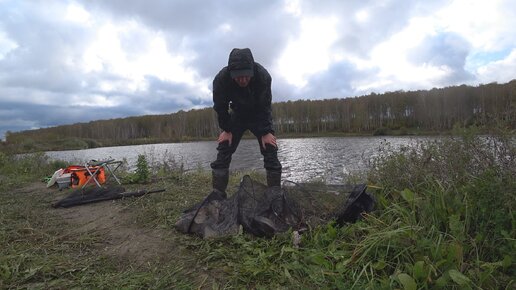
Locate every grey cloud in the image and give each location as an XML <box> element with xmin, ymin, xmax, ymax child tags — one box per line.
<box><xmin>307</xmin><ymin>0</ymin><xmax>450</xmax><ymax>58</ymax></box>
<box><xmin>85</xmin><ymin>0</ymin><xmax>300</xmax><ymax>79</ymax></box>
<box><xmin>84</xmin><ymin>0</ymin><xmax>289</xmax><ymax>35</ymax></box>
<box><xmin>408</xmin><ymin>32</ymin><xmax>475</xmax><ymax>84</ymax></box>
<box><xmin>143</xmin><ymin>76</ymin><xmax>212</xmax><ymax>112</ymax></box>
<box><xmin>301</xmin><ymin>60</ymin><xmax>374</xmax><ymax>99</ymax></box>
<box><xmin>83</xmin><ymin>0</ymin><xmax>220</xmax><ymax>34</ymax></box>
<box><xmin>0</xmin><ymin>0</ymin><xmax>512</xmax><ymax>140</ymax></box>
<box><xmin>0</xmin><ymin>98</ymin><xmax>182</xmax><ymax>140</ymax></box>
<box><xmin>0</xmin><ymin>2</ymin><xmax>94</xmax><ymax>95</ymax></box>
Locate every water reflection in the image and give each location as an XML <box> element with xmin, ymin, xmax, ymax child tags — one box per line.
<box><xmin>46</xmin><ymin>136</ymin><xmax>427</xmax><ymax>183</ymax></box>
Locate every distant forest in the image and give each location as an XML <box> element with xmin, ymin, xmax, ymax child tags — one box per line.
<box><xmin>6</xmin><ymin>80</ymin><xmax>516</xmax><ymax>149</ymax></box>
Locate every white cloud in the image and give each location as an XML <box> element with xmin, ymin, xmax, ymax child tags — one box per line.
<box><xmin>0</xmin><ymin>0</ymin><xmax>515</xmax><ymax>139</ymax></box>
<box><xmin>476</xmin><ymin>48</ymin><xmax>516</xmax><ymax>83</ymax></box>
<box><xmin>284</xmin><ymin>0</ymin><xmax>302</xmax><ymax>16</ymax></box>
<box><xmin>65</xmin><ymin>3</ymin><xmax>91</xmax><ymax>25</ymax></box>
<box><xmin>355</xmin><ymin>16</ymin><xmax>452</xmax><ymax>91</ymax></box>
<box><xmin>73</xmin><ymin>94</ymin><xmax>117</xmax><ymax>107</ymax></box>
<box><xmin>354</xmin><ymin>9</ymin><xmax>370</xmax><ymax>23</ymax></box>
<box><xmin>216</xmin><ymin>23</ymin><xmax>232</xmax><ymax>34</ymax></box>
<box><xmin>276</xmin><ymin>16</ymin><xmax>339</xmax><ymax>88</ymax></box>
<box><xmin>81</xmin><ymin>20</ymin><xmax>203</xmax><ymax>97</ymax></box>
<box><xmin>437</xmin><ymin>0</ymin><xmax>514</xmax><ymax>51</ymax></box>
<box><xmin>0</xmin><ymin>30</ymin><xmax>17</xmax><ymax>60</ymax></box>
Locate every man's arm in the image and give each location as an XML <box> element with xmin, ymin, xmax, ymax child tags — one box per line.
<box><xmin>259</xmin><ymin>86</ymin><xmax>276</xmax><ymax>149</ymax></box>
<box><xmin>213</xmin><ymin>71</ymin><xmax>232</xmax><ymax>133</ymax></box>
<box><xmin>255</xmin><ymin>68</ymin><xmax>274</xmax><ymax>137</ymax></box>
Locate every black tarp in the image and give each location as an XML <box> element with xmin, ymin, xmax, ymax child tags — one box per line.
<box><xmin>53</xmin><ymin>186</ymin><xmax>164</xmax><ymax>208</ymax></box>
<box><xmin>175</xmin><ymin>175</ymin><xmax>375</xmax><ymax>238</ymax></box>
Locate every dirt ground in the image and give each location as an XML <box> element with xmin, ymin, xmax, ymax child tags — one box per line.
<box><xmin>26</xmin><ymin>182</ymin><xmax>178</xmax><ymax>267</ymax></box>
<box><xmin>57</xmin><ymin>200</ymin><xmax>172</xmax><ymax>265</ymax></box>
<box><xmin>3</xmin><ymin>180</ymin><xmax>225</xmax><ymax>288</ymax></box>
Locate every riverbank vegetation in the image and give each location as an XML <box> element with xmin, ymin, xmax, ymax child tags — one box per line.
<box><xmin>3</xmin><ymin>80</ymin><xmax>515</xmax><ymax>153</ymax></box>
<box><xmin>1</xmin><ymin>128</ymin><xmax>514</xmax><ymax>288</ymax></box>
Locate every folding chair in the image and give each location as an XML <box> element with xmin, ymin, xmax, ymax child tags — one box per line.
<box><xmin>79</xmin><ymin>159</ymin><xmax>123</xmax><ymax>189</ymax></box>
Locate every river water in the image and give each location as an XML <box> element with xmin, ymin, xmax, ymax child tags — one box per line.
<box><xmin>45</xmin><ymin>136</ymin><xmax>428</xmax><ymax>183</ymax></box>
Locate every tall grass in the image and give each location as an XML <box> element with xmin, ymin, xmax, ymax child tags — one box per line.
<box><xmin>1</xmin><ymin>129</ymin><xmax>514</xmax><ymax>288</ymax></box>
<box><xmin>0</xmin><ymin>151</ymin><xmax>198</xmax><ymax>289</ymax></box>
<box><xmin>191</xmin><ymin>129</ymin><xmax>515</xmax><ymax>289</ymax></box>
<box><xmin>363</xmin><ymin>129</ymin><xmax>515</xmax><ymax>288</ymax></box>
<box><xmin>0</xmin><ymin>152</ymin><xmax>68</xmax><ymax>191</ymax></box>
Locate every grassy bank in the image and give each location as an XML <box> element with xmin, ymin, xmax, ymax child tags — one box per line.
<box><xmin>1</xmin><ymin>127</ymin><xmax>445</xmax><ymax>154</ymax></box>
<box><xmin>0</xmin><ymin>129</ymin><xmax>514</xmax><ymax>289</ymax></box>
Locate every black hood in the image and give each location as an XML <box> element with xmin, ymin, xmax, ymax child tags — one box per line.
<box><xmin>228</xmin><ymin>48</ymin><xmax>255</xmax><ymax>78</ymax></box>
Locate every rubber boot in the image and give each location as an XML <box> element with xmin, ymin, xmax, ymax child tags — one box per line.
<box><xmin>266</xmin><ymin>170</ymin><xmax>282</xmax><ymax>188</ymax></box>
<box><xmin>212</xmin><ymin>168</ymin><xmax>229</xmax><ymax>198</ymax></box>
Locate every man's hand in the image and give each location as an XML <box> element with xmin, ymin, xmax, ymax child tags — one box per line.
<box><xmin>217</xmin><ymin>131</ymin><xmax>233</xmax><ymax>145</ymax></box>
<box><xmin>261</xmin><ymin>133</ymin><xmax>277</xmax><ymax>150</ymax></box>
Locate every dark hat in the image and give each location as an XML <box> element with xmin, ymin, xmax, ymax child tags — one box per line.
<box><xmin>228</xmin><ymin>48</ymin><xmax>255</xmax><ymax>78</ymax></box>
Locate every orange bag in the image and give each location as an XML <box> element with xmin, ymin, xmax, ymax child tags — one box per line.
<box><xmin>65</xmin><ymin>166</ymin><xmax>106</xmax><ymax>188</ymax></box>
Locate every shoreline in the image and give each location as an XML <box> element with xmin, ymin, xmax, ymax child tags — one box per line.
<box><xmin>3</xmin><ymin>129</ymin><xmax>454</xmax><ymax>154</ymax></box>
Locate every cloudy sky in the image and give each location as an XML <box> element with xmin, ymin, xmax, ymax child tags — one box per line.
<box><xmin>1</xmin><ymin>0</ymin><xmax>515</xmax><ymax>140</ymax></box>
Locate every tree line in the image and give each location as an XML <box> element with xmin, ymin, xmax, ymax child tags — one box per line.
<box><xmin>6</xmin><ymin>80</ymin><xmax>516</xmax><ymax>147</ymax></box>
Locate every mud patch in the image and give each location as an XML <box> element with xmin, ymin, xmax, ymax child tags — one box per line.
<box><xmin>55</xmin><ymin>198</ymin><xmax>172</xmax><ymax>266</ymax></box>
<box><xmin>12</xmin><ymin>181</ymin><xmax>55</xmax><ymax>195</ymax></box>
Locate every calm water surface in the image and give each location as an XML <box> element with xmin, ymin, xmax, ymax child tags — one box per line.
<box><xmin>46</xmin><ymin>136</ymin><xmax>429</xmax><ymax>183</ymax></box>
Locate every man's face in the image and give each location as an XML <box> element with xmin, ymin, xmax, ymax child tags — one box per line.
<box><xmin>233</xmin><ymin>76</ymin><xmax>251</xmax><ymax>87</ymax></box>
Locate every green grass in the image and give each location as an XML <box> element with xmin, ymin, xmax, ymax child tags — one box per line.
<box><xmin>0</xmin><ymin>152</ymin><xmax>67</xmax><ymax>191</ymax></box>
<box><xmin>1</xmin><ymin>128</ymin><xmax>514</xmax><ymax>289</ymax></box>
<box><xmin>0</xmin><ymin>184</ymin><xmax>194</xmax><ymax>289</ymax></box>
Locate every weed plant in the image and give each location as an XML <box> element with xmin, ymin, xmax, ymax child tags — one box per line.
<box><xmin>0</xmin><ymin>129</ymin><xmax>514</xmax><ymax>289</ymax></box>
<box><xmin>0</xmin><ymin>152</ymin><xmax>67</xmax><ymax>191</ymax></box>
<box><xmin>184</xmin><ymin>129</ymin><xmax>515</xmax><ymax>289</ymax></box>
<box><xmin>0</xmin><ymin>186</ymin><xmax>193</xmax><ymax>289</ymax></box>
<box><xmin>122</xmin><ymin>154</ymin><xmax>151</xmax><ymax>184</ymax></box>
<box><xmin>0</xmin><ymin>151</ymin><xmax>198</xmax><ymax>289</ymax></box>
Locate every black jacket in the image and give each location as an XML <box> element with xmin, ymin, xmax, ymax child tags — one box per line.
<box><xmin>212</xmin><ymin>62</ymin><xmax>274</xmax><ymax>136</ymax></box>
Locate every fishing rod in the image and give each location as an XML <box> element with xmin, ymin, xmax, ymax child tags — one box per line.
<box><xmin>53</xmin><ymin>188</ymin><xmax>165</xmax><ymax>208</ymax></box>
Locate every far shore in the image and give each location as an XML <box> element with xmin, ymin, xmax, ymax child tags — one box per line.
<box><xmin>1</xmin><ymin>128</ymin><xmax>453</xmax><ymax>154</ymax></box>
